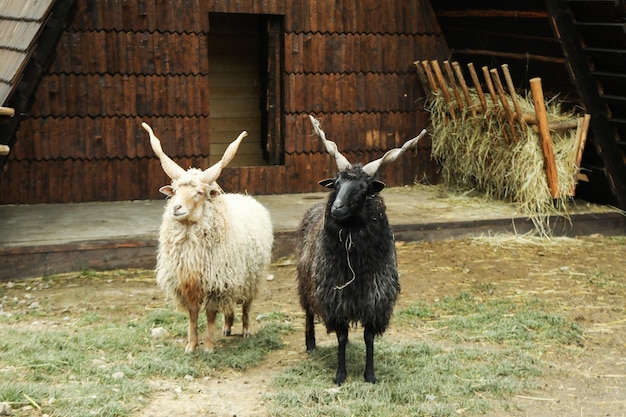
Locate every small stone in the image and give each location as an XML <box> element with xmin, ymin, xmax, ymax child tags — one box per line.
<box><xmin>0</xmin><ymin>402</ymin><xmax>12</xmax><ymax>416</ymax></box>
<box><xmin>151</xmin><ymin>327</ymin><xmax>170</xmax><ymax>339</ymax></box>
<box><xmin>112</xmin><ymin>371</ymin><xmax>125</xmax><ymax>379</ymax></box>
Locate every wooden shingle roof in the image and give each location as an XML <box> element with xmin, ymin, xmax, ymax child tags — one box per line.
<box><xmin>0</xmin><ymin>0</ymin><xmax>75</xmax><ymax>166</ymax></box>
<box><xmin>0</xmin><ymin>0</ymin><xmax>57</xmax><ymax>106</ymax></box>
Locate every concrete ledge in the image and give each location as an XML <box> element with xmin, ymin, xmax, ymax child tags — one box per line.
<box><xmin>2</xmin><ymin>211</ymin><xmax>623</xmax><ymax>281</ymax></box>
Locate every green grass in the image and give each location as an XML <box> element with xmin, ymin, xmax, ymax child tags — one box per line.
<box><xmin>397</xmin><ymin>291</ymin><xmax>584</xmax><ymax>347</ymax></box>
<box><xmin>0</xmin><ymin>305</ymin><xmax>288</xmax><ymax>417</ymax></box>
<box><xmin>267</xmin><ymin>290</ymin><xmax>584</xmax><ymax>417</ymax></box>
<box><xmin>1</xmin><ymin>274</ymin><xmax>586</xmax><ymax>417</ymax></box>
<box><xmin>268</xmin><ymin>341</ymin><xmax>539</xmax><ymax>417</ymax></box>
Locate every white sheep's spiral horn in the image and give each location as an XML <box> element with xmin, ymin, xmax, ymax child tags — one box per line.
<box><xmin>142</xmin><ymin>122</ymin><xmax>186</xmax><ymax>180</ymax></box>
<box><xmin>199</xmin><ymin>130</ymin><xmax>248</xmax><ymax>184</ymax></box>
<box><xmin>362</xmin><ymin>128</ymin><xmax>428</xmax><ymax>176</ymax></box>
<box><xmin>309</xmin><ymin>115</ymin><xmax>352</xmax><ymax>172</ymax></box>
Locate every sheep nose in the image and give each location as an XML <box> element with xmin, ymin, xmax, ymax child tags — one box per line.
<box><xmin>172</xmin><ymin>204</ymin><xmax>184</xmax><ymax>216</ymax></box>
<box><xmin>331</xmin><ymin>202</ymin><xmax>349</xmax><ymax>220</ymax></box>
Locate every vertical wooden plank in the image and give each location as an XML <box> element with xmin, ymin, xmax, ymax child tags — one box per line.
<box><xmin>530</xmin><ymin>77</ymin><xmax>559</xmax><ymax>198</ymax></box>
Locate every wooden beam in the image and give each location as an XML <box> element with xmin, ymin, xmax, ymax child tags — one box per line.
<box><xmin>0</xmin><ymin>107</ymin><xmax>15</xmax><ymax>117</ymax></box>
<box><xmin>435</xmin><ymin>10</ymin><xmax>549</xmax><ymax>19</ymax></box>
<box><xmin>530</xmin><ymin>77</ymin><xmax>559</xmax><ymax>199</ymax></box>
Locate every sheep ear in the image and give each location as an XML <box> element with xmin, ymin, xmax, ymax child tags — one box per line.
<box><xmin>318</xmin><ymin>178</ymin><xmax>336</xmax><ymax>189</ymax></box>
<box><xmin>370</xmin><ymin>180</ymin><xmax>386</xmax><ymax>193</ymax></box>
<box><xmin>159</xmin><ymin>185</ymin><xmax>175</xmax><ymax>196</ymax></box>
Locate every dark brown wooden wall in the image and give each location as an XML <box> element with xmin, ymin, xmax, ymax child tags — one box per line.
<box><xmin>0</xmin><ymin>0</ymin><xmax>448</xmax><ymax>204</ymax></box>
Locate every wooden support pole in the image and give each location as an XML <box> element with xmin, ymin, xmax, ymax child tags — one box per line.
<box><xmin>481</xmin><ymin>66</ymin><xmax>499</xmax><ymax>108</ymax></box>
<box><xmin>490</xmin><ymin>68</ymin><xmax>520</xmax><ymax>142</ymax></box>
<box><xmin>501</xmin><ymin>64</ymin><xmax>527</xmax><ymax>132</ymax></box>
<box><xmin>431</xmin><ymin>60</ymin><xmax>456</xmax><ymax>121</ymax></box>
<box><xmin>570</xmin><ymin>114</ymin><xmax>592</xmax><ymax>195</ymax></box>
<box><xmin>443</xmin><ymin>60</ymin><xmax>465</xmax><ymax>114</ymax></box>
<box><xmin>421</xmin><ymin>61</ymin><xmax>439</xmax><ymax>93</ymax></box>
<box><xmin>414</xmin><ymin>61</ymin><xmax>431</xmax><ymax>95</ymax></box>
<box><xmin>0</xmin><ymin>107</ymin><xmax>15</xmax><ymax>117</ymax></box>
<box><xmin>530</xmin><ymin>77</ymin><xmax>559</xmax><ymax>198</ymax></box>
<box><xmin>482</xmin><ymin>65</ymin><xmax>510</xmax><ymax>142</ymax></box>
<box><xmin>522</xmin><ymin>114</ymin><xmax>579</xmax><ymax>131</ymax></box>
<box><xmin>467</xmin><ymin>63</ymin><xmax>487</xmax><ymax>111</ymax></box>
<box><xmin>452</xmin><ymin>61</ymin><xmax>476</xmax><ymax>116</ymax></box>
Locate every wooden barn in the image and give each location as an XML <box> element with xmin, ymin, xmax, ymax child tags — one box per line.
<box><xmin>0</xmin><ymin>0</ymin><xmax>445</xmax><ymax>204</ymax></box>
<box><xmin>0</xmin><ymin>0</ymin><xmax>625</xmax><ymax>209</ymax></box>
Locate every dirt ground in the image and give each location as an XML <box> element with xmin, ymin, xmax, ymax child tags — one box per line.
<box><xmin>2</xmin><ymin>234</ymin><xmax>625</xmax><ymax>417</ymax></box>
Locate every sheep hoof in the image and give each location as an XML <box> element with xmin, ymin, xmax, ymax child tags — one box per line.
<box><xmin>223</xmin><ymin>328</ymin><xmax>232</xmax><ymax>337</ymax></box>
<box><xmin>184</xmin><ymin>343</ymin><xmax>197</xmax><ymax>354</ymax></box>
<box><xmin>364</xmin><ymin>374</ymin><xmax>377</xmax><ymax>384</ymax></box>
<box><xmin>334</xmin><ymin>373</ymin><xmax>346</xmax><ymax>386</ymax></box>
<box><xmin>243</xmin><ymin>329</ymin><xmax>251</xmax><ymax>338</ymax></box>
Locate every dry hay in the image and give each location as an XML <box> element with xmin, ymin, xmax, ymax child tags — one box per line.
<box><xmin>427</xmin><ymin>89</ymin><xmax>580</xmax><ymax>235</ymax></box>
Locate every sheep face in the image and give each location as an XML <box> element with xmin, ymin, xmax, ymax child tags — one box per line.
<box><xmin>319</xmin><ymin>166</ymin><xmax>385</xmax><ymax>224</ymax></box>
<box><xmin>159</xmin><ymin>169</ymin><xmax>223</xmax><ymax>224</ymax></box>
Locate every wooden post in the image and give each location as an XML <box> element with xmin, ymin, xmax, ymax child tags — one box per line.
<box><xmin>0</xmin><ymin>107</ymin><xmax>15</xmax><ymax>117</ymax></box>
<box><xmin>420</xmin><ymin>60</ymin><xmax>439</xmax><ymax>93</ymax></box>
<box><xmin>414</xmin><ymin>61</ymin><xmax>431</xmax><ymax>95</ymax></box>
<box><xmin>481</xmin><ymin>66</ymin><xmax>499</xmax><ymax>108</ymax></box>
<box><xmin>501</xmin><ymin>64</ymin><xmax>527</xmax><ymax>132</ymax></box>
<box><xmin>0</xmin><ymin>144</ymin><xmax>9</xmax><ymax>155</ymax></box>
<box><xmin>443</xmin><ymin>60</ymin><xmax>465</xmax><ymax>114</ymax></box>
<box><xmin>452</xmin><ymin>61</ymin><xmax>476</xmax><ymax>116</ymax></box>
<box><xmin>482</xmin><ymin>65</ymin><xmax>510</xmax><ymax>142</ymax></box>
<box><xmin>490</xmin><ymin>68</ymin><xmax>520</xmax><ymax>142</ymax></box>
<box><xmin>431</xmin><ymin>60</ymin><xmax>456</xmax><ymax>121</ymax></box>
<box><xmin>570</xmin><ymin>114</ymin><xmax>591</xmax><ymax>195</ymax></box>
<box><xmin>530</xmin><ymin>77</ymin><xmax>559</xmax><ymax>198</ymax></box>
<box><xmin>467</xmin><ymin>63</ymin><xmax>487</xmax><ymax>112</ymax></box>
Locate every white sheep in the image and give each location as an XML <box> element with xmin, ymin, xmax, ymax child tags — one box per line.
<box><xmin>142</xmin><ymin>122</ymin><xmax>273</xmax><ymax>353</ymax></box>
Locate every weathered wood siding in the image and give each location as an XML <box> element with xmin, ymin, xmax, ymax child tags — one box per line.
<box><xmin>1</xmin><ymin>0</ymin><xmax>447</xmax><ymax>204</ymax></box>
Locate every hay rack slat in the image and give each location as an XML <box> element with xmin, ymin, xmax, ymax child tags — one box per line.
<box><xmin>415</xmin><ymin>60</ymin><xmax>590</xmax><ymax>199</ymax></box>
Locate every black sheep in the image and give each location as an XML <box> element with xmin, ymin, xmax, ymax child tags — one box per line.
<box><xmin>296</xmin><ymin>115</ymin><xmax>426</xmax><ymax>385</ymax></box>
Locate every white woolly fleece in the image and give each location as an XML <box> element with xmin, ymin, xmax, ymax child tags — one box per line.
<box><xmin>156</xmin><ymin>192</ymin><xmax>273</xmax><ymax>313</ymax></box>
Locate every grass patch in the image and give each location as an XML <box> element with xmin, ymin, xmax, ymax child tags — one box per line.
<box><xmin>268</xmin><ymin>289</ymin><xmax>583</xmax><ymax>416</ymax></box>
<box><xmin>0</xmin><ymin>304</ymin><xmax>288</xmax><ymax>417</ymax></box>
<box><xmin>397</xmin><ymin>291</ymin><xmax>584</xmax><ymax>347</ymax></box>
<box><xmin>267</xmin><ymin>341</ymin><xmax>539</xmax><ymax>417</ymax></box>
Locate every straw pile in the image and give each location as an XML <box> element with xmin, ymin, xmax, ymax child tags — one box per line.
<box><xmin>426</xmin><ymin>89</ymin><xmax>580</xmax><ymax>235</ymax></box>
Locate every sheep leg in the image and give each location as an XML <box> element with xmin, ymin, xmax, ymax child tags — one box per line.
<box><xmin>241</xmin><ymin>301</ymin><xmax>251</xmax><ymax>338</ymax></box>
<box><xmin>334</xmin><ymin>325</ymin><xmax>349</xmax><ymax>386</ymax></box>
<box><xmin>185</xmin><ymin>308</ymin><xmax>200</xmax><ymax>353</ymax></box>
<box><xmin>223</xmin><ymin>312</ymin><xmax>234</xmax><ymax>336</ymax></box>
<box><xmin>204</xmin><ymin>309</ymin><xmax>217</xmax><ymax>352</ymax></box>
<box><xmin>305</xmin><ymin>310</ymin><xmax>316</xmax><ymax>351</ymax></box>
<box><xmin>363</xmin><ymin>327</ymin><xmax>377</xmax><ymax>384</ymax></box>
